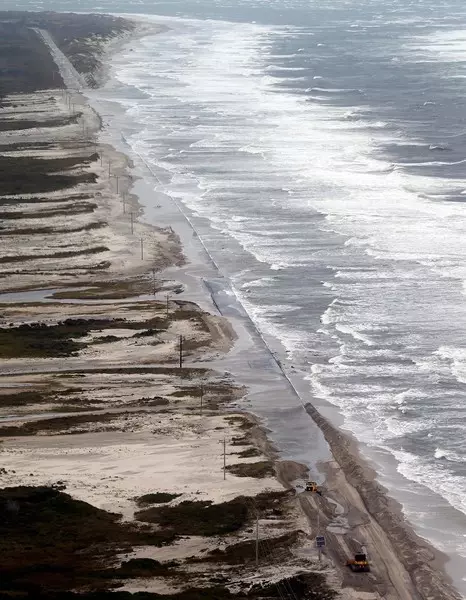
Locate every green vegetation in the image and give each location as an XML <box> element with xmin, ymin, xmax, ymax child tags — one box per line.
<box><xmin>0</xmin><ymin>574</ymin><xmax>337</xmax><ymax>600</ymax></box>
<box><xmin>135</xmin><ymin>492</ymin><xmax>182</xmax><ymax>506</ymax></box>
<box><xmin>200</xmin><ymin>531</ymin><xmax>300</xmax><ymax>564</ymax></box>
<box><xmin>226</xmin><ymin>461</ymin><xmax>274</xmax><ymax>479</ymax></box>
<box><xmin>0</xmin><ymin>115</ymin><xmax>79</xmax><ymax>131</ymax></box>
<box><xmin>0</xmin><ymin>483</ymin><xmax>330</xmax><ymax>598</ymax></box>
<box><xmin>0</xmin><ymin>22</ymin><xmax>63</xmax><ymax>96</ymax></box>
<box><xmin>225</xmin><ymin>415</ymin><xmax>254</xmax><ymax>430</ymax></box>
<box><xmin>0</xmin><ymin>388</ymin><xmax>96</xmax><ymax>410</ymax></box>
<box><xmin>25</xmin><ymin>366</ymin><xmax>211</xmax><ymax>378</ymax></box>
<box><xmin>0</xmin><ymin>322</ymin><xmax>84</xmax><ymax>358</ymax></box>
<box><xmin>0</xmin><ymin>221</ymin><xmax>105</xmax><ymax>236</ymax></box>
<box><xmin>0</xmin><ymin>486</ymin><xmax>176</xmax><ymax>596</ymax></box>
<box><xmin>0</xmin><ymin>191</ymin><xmax>92</xmax><ymax>204</ymax></box>
<box><xmin>132</xmin><ymin>328</ymin><xmax>160</xmax><ymax>338</ymax></box>
<box><xmin>0</xmin><ymin>390</ymin><xmax>48</xmax><ymax>407</ymax></box>
<box><xmin>135</xmin><ymin>491</ymin><xmax>289</xmax><ymax>536</ymax></box>
<box><xmin>97</xmin><ymin>557</ymin><xmax>177</xmax><ymax>579</ymax></box>
<box><xmin>0</xmin><ymin>11</ymin><xmax>133</xmax><ymax>95</ymax></box>
<box><xmin>133</xmin><ymin>397</ymin><xmax>170</xmax><ymax>408</ymax></box>
<box><xmin>135</xmin><ymin>498</ymin><xmax>248</xmax><ymax>536</ymax></box>
<box><xmin>231</xmin><ymin>435</ymin><xmax>250</xmax><ymax>446</ymax></box>
<box><xmin>235</xmin><ymin>447</ymin><xmax>262</xmax><ymax>458</ymax></box>
<box><xmin>0</xmin><ymin>141</ymin><xmax>56</xmax><ymax>152</ymax></box>
<box><xmin>0</xmin><ymin>246</ymin><xmax>108</xmax><ymax>264</ymax></box>
<box><xmin>0</xmin><ymin>411</ymin><xmax>127</xmax><ymax>436</ymax></box>
<box><xmin>0</xmin><ymin>314</ymin><xmax>190</xmax><ymax>359</ymax></box>
<box><xmin>0</xmin><ymin>318</ymin><xmax>122</xmax><ymax>358</ymax></box>
<box><xmin>0</xmin><ymin>153</ymin><xmax>98</xmax><ymax>196</ymax></box>
<box><xmin>0</xmin><ymin>203</ymin><xmax>97</xmax><ymax>219</ymax></box>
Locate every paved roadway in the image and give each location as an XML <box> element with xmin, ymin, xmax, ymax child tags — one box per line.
<box><xmin>31</xmin><ymin>28</ymin><xmax>88</xmax><ymax>90</ymax></box>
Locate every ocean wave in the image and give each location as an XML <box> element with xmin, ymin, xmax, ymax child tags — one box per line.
<box><xmin>429</xmin><ymin>144</ymin><xmax>450</xmax><ymax>151</ymax></box>
<box><xmin>335</xmin><ymin>323</ymin><xmax>375</xmax><ymax>346</ymax></box>
<box><xmin>310</xmin><ymin>86</ymin><xmax>362</xmax><ymax>93</ymax></box>
<box><xmin>264</xmin><ymin>65</ymin><xmax>308</xmax><ymax>71</ymax></box>
<box><xmin>434</xmin><ymin>447</ymin><xmax>463</xmax><ymax>462</ymax></box>
<box><xmin>239</xmin><ymin>145</ymin><xmax>264</xmax><ymax>154</ymax></box>
<box><xmin>400</xmin><ymin>158</ymin><xmax>466</xmax><ymax>167</ymax></box>
<box><xmin>107</xmin><ymin>18</ymin><xmax>466</xmax><ymax>566</ymax></box>
<box><xmin>393</xmin><ymin>447</ymin><xmax>466</xmax><ymax>516</ymax></box>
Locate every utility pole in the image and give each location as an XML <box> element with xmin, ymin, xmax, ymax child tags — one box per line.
<box><xmin>130</xmin><ymin>212</ymin><xmax>134</xmax><ymax>235</ymax></box>
<box><xmin>166</xmin><ymin>293</ymin><xmax>170</xmax><ymax>317</ymax></box>
<box><xmin>179</xmin><ymin>335</ymin><xmax>183</xmax><ymax>369</ymax></box>
<box><xmin>255</xmin><ymin>513</ymin><xmax>259</xmax><ymax>566</ymax></box>
<box><xmin>122</xmin><ymin>194</ymin><xmax>126</xmax><ymax>214</ymax></box>
<box><xmin>140</xmin><ymin>237</ymin><xmax>144</xmax><ymax>260</ymax></box>
<box><xmin>317</xmin><ymin>514</ymin><xmax>321</xmax><ymax>562</ymax></box>
<box><xmin>224</xmin><ymin>438</ymin><xmax>227</xmax><ymax>479</ymax></box>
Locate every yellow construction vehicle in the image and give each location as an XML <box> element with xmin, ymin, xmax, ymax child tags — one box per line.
<box><xmin>346</xmin><ymin>553</ymin><xmax>370</xmax><ymax>572</ymax></box>
<box><xmin>305</xmin><ymin>481</ymin><xmax>322</xmax><ymax>496</ymax></box>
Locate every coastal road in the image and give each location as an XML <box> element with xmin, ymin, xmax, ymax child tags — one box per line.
<box><xmin>31</xmin><ymin>28</ymin><xmax>88</xmax><ymax>90</ymax></box>
<box><xmin>295</xmin><ymin>403</ymin><xmax>463</xmax><ymax>600</ymax></box>
<box><xmin>14</xmin><ymin>27</ymin><xmax>461</xmax><ymax>600</ymax></box>
<box><xmin>299</xmin><ymin>489</ymin><xmax>420</xmax><ymax>600</ymax></box>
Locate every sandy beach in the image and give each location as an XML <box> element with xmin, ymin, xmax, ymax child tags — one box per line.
<box><xmin>0</xmin><ymin>12</ymin><xmax>463</xmax><ymax>600</ymax></box>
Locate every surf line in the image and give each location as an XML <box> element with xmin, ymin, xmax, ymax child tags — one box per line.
<box><xmin>119</xmin><ymin>132</ymin><xmax>323</xmax><ymax>456</ymax></box>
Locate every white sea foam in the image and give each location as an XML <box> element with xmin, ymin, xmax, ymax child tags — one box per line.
<box><xmin>105</xmin><ymin>16</ymin><xmax>466</xmax><ymax>582</ymax></box>
<box><xmin>393</xmin><ymin>448</ymin><xmax>466</xmax><ymax>516</ymax></box>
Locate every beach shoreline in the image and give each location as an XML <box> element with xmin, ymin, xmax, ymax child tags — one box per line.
<box><xmin>0</xmin><ymin>12</ymin><xmax>463</xmax><ymax>600</ymax></box>
<box><xmin>78</xmin><ymin>19</ymin><xmax>465</xmax><ymax>599</ymax></box>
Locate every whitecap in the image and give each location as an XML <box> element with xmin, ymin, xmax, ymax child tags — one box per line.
<box><xmin>435</xmin><ymin>448</ymin><xmax>448</xmax><ymax>459</ymax></box>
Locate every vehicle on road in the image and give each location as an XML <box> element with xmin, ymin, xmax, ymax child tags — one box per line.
<box><xmin>305</xmin><ymin>480</ymin><xmax>322</xmax><ymax>496</ymax></box>
<box><xmin>346</xmin><ymin>553</ymin><xmax>370</xmax><ymax>572</ymax></box>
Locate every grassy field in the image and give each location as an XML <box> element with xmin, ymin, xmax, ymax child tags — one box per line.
<box><xmin>0</xmin><ymin>22</ymin><xmax>62</xmax><ymax>97</ymax></box>
<box><xmin>0</xmin><ymin>486</ymin><xmax>337</xmax><ymax>599</ymax></box>
<box><xmin>0</xmin><ymin>11</ymin><xmax>133</xmax><ymax>95</ymax></box>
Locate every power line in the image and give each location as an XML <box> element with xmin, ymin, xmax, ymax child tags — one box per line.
<box><xmin>245</xmin><ymin>497</ymin><xmax>299</xmax><ymax>600</ymax></box>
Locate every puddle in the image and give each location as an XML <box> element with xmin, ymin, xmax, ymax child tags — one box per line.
<box><xmin>0</xmin><ymin>287</ymin><xmax>159</xmax><ymax>305</ymax></box>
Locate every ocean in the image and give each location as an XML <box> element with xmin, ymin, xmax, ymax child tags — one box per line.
<box><xmin>8</xmin><ymin>0</ymin><xmax>466</xmax><ymax>591</ymax></box>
